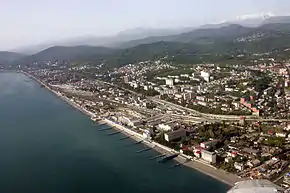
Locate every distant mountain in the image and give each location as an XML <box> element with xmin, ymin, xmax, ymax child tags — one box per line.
<box><xmin>199</xmin><ymin>15</ymin><xmax>290</xmax><ymax>29</ymax></box>
<box><xmin>263</xmin><ymin>16</ymin><xmax>290</xmax><ymax>24</ymax></box>
<box><xmin>107</xmin><ymin>23</ymin><xmax>290</xmax><ymax>67</ymax></box>
<box><xmin>11</xmin><ymin>15</ymin><xmax>290</xmax><ymax>54</ymax></box>
<box><xmin>12</xmin><ymin>27</ymin><xmax>193</xmax><ymax>55</ymax></box>
<box><xmin>17</xmin><ymin>46</ymin><xmax>115</xmax><ymax>65</ymax></box>
<box><xmin>119</xmin><ymin>24</ymin><xmax>253</xmax><ymax>48</ymax></box>
<box><xmin>13</xmin><ymin>22</ymin><xmax>290</xmax><ymax>70</ymax></box>
<box><xmin>0</xmin><ymin>52</ymin><xmax>25</xmax><ymax>65</ymax></box>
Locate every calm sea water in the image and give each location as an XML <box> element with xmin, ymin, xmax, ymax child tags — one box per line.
<box><xmin>0</xmin><ymin>72</ymin><xmax>229</xmax><ymax>193</ymax></box>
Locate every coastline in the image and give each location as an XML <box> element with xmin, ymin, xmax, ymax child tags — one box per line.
<box><xmin>22</xmin><ymin>71</ymin><xmax>241</xmax><ymax>187</ymax></box>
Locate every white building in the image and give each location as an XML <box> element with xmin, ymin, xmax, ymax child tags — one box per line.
<box><xmin>234</xmin><ymin>162</ymin><xmax>244</xmax><ymax>171</ymax></box>
<box><xmin>142</xmin><ymin>129</ymin><xmax>151</xmax><ymax>139</ymax></box>
<box><xmin>200</xmin><ymin>71</ymin><xmax>210</xmax><ymax>82</ymax></box>
<box><xmin>157</xmin><ymin>124</ymin><xmax>172</xmax><ymax>131</ymax></box>
<box><xmin>276</xmin><ymin>132</ymin><xmax>287</xmax><ymax>138</ymax></box>
<box><xmin>165</xmin><ymin>78</ymin><xmax>174</xmax><ymax>86</ymax></box>
<box><xmin>201</xmin><ymin>150</ymin><xmax>216</xmax><ymax>164</ymax></box>
<box><xmin>196</xmin><ymin>96</ymin><xmax>206</xmax><ymax>101</ymax></box>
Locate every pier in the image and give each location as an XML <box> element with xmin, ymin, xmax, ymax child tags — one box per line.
<box><xmin>133</xmin><ymin>140</ymin><xmax>143</xmax><ymax>145</ymax></box>
<box><xmin>158</xmin><ymin>154</ymin><xmax>179</xmax><ymax>163</ymax></box>
<box><xmin>108</xmin><ymin>131</ymin><xmax>122</xmax><ymax>136</ymax></box>
<box><xmin>149</xmin><ymin>154</ymin><xmax>166</xmax><ymax>160</ymax></box>
<box><xmin>127</xmin><ymin>140</ymin><xmax>143</xmax><ymax>146</ymax></box>
<box><xmin>119</xmin><ymin>134</ymin><xmax>134</xmax><ymax>140</ymax></box>
<box><xmin>171</xmin><ymin>163</ymin><xmax>181</xmax><ymax>168</ymax></box>
<box><xmin>136</xmin><ymin>147</ymin><xmax>151</xmax><ymax>153</ymax></box>
<box><xmin>98</xmin><ymin>127</ymin><xmax>112</xmax><ymax>131</ymax></box>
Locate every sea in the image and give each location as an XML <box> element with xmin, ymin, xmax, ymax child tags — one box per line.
<box><xmin>0</xmin><ymin>72</ymin><xmax>229</xmax><ymax>193</ymax></box>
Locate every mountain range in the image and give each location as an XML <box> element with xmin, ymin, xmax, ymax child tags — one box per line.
<box><xmin>11</xmin><ymin>15</ymin><xmax>290</xmax><ymax>54</ymax></box>
<box><xmin>1</xmin><ymin>15</ymin><xmax>290</xmax><ymax>69</ymax></box>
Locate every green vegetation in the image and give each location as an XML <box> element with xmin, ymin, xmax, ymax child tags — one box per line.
<box><xmin>251</xmin><ymin>75</ymin><xmax>272</xmax><ymax>93</ymax></box>
<box><xmin>264</xmin><ymin>137</ymin><xmax>285</xmax><ymax>148</ymax></box>
<box><xmin>219</xmin><ymin>162</ymin><xmax>236</xmax><ymax>173</ymax></box>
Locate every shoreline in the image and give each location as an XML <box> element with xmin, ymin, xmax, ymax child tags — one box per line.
<box><xmin>22</xmin><ymin>71</ymin><xmax>241</xmax><ymax>187</ymax></box>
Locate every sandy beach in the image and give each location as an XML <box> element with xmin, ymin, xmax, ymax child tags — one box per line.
<box><xmin>23</xmin><ymin>71</ymin><xmax>241</xmax><ymax>187</ymax></box>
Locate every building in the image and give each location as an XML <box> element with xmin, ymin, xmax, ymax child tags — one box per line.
<box><xmin>118</xmin><ymin>116</ymin><xmax>142</xmax><ymax>128</ymax></box>
<box><xmin>200</xmin><ymin>71</ymin><xmax>210</xmax><ymax>82</ymax></box>
<box><xmin>227</xmin><ymin>179</ymin><xmax>285</xmax><ymax>193</ymax></box>
<box><xmin>200</xmin><ymin>139</ymin><xmax>218</xmax><ymax>150</ymax></box>
<box><xmin>165</xmin><ymin>78</ymin><xmax>174</xmax><ymax>86</ymax></box>
<box><xmin>157</xmin><ymin>124</ymin><xmax>172</xmax><ymax>131</ymax></box>
<box><xmin>247</xmin><ymin>159</ymin><xmax>261</xmax><ymax>168</ymax></box>
<box><xmin>234</xmin><ymin>162</ymin><xmax>244</xmax><ymax>171</ymax></box>
<box><xmin>183</xmin><ymin>92</ymin><xmax>194</xmax><ymax>100</ymax></box>
<box><xmin>164</xmin><ymin>129</ymin><xmax>186</xmax><ymax>142</ymax></box>
<box><xmin>196</xmin><ymin>96</ymin><xmax>206</xmax><ymax>101</ymax></box>
<box><xmin>201</xmin><ymin>150</ymin><xmax>216</xmax><ymax>164</ymax></box>
<box><xmin>276</xmin><ymin>132</ymin><xmax>287</xmax><ymax>138</ymax></box>
<box><xmin>123</xmin><ymin>76</ymin><xmax>131</xmax><ymax>83</ymax></box>
<box><xmin>142</xmin><ymin>129</ymin><xmax>151</xmax><ymax>139</ymax></box>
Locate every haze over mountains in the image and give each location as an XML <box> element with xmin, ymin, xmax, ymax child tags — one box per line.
<box><xmin>11</xmin><ymin>15</ymin><xmax>289</xmax><ymax>54</ymax></box>
<box><xmin>1</xmin><ymin>15</ymin><xmax>290</xmax><ymax>69</ymax></box>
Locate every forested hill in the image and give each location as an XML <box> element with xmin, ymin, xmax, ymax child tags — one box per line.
<box><xmin>0</xmin><ymin>52</ymin><xmax>25</xmax><ymax>66</ymax></box>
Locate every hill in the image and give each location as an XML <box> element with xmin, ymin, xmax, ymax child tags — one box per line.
<box><xmin>18</xmin><ymin>46</ymin><xmax>115</xmax><ymax>65</ymax></box>
<box><xmin>0</xmin><ymin>52</ymin><xmax>25</xmax><ymax>65</ymax></box>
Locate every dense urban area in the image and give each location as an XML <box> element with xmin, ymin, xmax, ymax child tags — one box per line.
<box><xmin>9</xmin><ymin>49</ymin><xmax>289</xmax><ymax>189</ymax></box>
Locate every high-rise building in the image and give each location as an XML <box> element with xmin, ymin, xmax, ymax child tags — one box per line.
<box><xmin>201</xmin><ymin>150</ymin><xmax>216</xmax><ymax>164</ymax></box>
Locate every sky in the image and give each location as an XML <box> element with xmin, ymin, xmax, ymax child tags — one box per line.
<box><xmin>1</xmin><ymin>0</ymin><xmax>290</xmax><ymax>50</ymax></box>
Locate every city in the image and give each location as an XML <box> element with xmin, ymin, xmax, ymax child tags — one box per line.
<box><xmin>1</xmin><ymin>2</ymin><xmax>290</xmax><ymax>192</ymax></box>
<box><xmin>20</xmin><ymin>50</ymin><xmax>290</xmax><ymax>189</ymax></box>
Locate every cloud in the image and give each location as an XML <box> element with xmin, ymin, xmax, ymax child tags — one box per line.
<box><xmin>236</xmin><ymin>12</ymin><xmax>276</xmax><ymax>21</ymax></box>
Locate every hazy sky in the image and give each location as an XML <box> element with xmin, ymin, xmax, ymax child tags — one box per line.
<box><xmin>1</xmin><ymin>0</ymin><xmax>290</xmax><ymax>50</ymax></box>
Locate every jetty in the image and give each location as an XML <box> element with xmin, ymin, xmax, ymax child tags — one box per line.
<box><xmin>158</xmin><ymin>154</ymin><xmax>179</xmax><ymax>163</ymax></box>
<box><xmin>99</xmin><ymin>127</ymin><xmax>112</xmax><ymax>131</ymax></box>
<box><xmin>136</xmin><ymin>147</ymin><xmax>151</xmax><ymax>153</ymax></box>
<box><xmin>108</xmin><ymin>131</ymin><xmax>122</xmax><ymax>136</ymax></box>
<box><xmin>149</xmin><ymin>154</ymin><xmax>166</xmax><ymax>160</ymax></box>
<box><xmin>119</xmin><ymin>134</ymin><xmax>134</xmax><ymax>140</ymax></box>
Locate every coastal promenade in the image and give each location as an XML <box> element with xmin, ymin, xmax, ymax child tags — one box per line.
<box><xmin>23</xmin><ymin>71</ymin><xmax>241</xmax><ymax>187</ymax></box>
<box><xmin>103</xmin><ymin>119</ymin><xmax>241</xmax><ymax>186</ymax></box>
